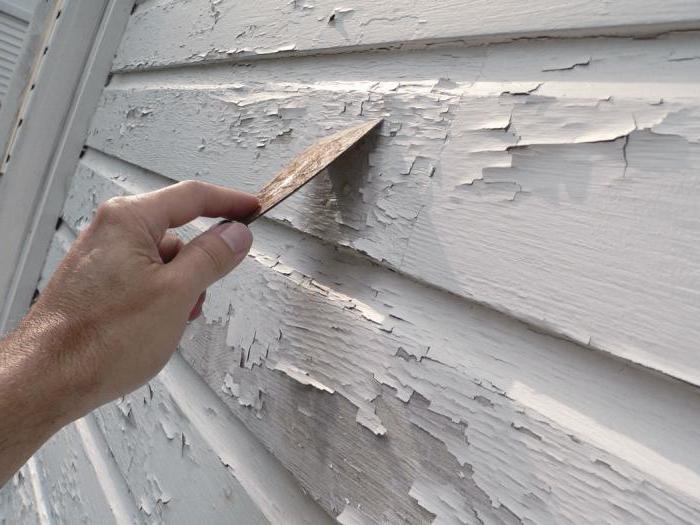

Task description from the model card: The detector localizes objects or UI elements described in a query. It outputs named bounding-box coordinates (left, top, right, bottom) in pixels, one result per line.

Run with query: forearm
left=0, top=311, right=81, bottom=486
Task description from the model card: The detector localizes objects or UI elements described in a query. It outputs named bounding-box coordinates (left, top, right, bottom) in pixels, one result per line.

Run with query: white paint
left=114, top=0, right=700, bottom=71
left=0, top=464, right=41, bottom=524
left=43, top=153, right=700, bottom=523
left=88, top=32, right=700, bottom=385
left=0, top=7, right=31, bottom=104
left=24, top=458, right=50, bottom=525
left=7, top=1, right=700, bottom=523
left=73, top=417, right=141, bottom=524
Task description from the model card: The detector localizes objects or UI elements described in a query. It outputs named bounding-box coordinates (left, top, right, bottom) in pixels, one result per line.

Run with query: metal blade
left=243, top=119, right=383, bottom=224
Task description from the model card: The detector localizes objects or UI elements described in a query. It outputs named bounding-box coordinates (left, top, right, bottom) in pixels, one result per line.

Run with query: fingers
left=168, top=221, right=253, bottom=294
left=134, top=181, right=259, bottom=239
left=188, top=291, right=206, bottom=321
left=158, top=233, right=184, bottom=263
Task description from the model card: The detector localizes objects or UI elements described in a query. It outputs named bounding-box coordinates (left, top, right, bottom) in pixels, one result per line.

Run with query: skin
left=0, top=180, right=259, bottom=487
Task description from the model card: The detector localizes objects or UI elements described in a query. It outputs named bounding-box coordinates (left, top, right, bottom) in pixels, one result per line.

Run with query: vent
left=0, top=1, right=34, bottom=105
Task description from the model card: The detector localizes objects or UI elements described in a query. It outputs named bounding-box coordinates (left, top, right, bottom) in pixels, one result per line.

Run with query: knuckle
left=95, top=195, right=133, bottom=222
left=178, top=179, right=206, bottom=194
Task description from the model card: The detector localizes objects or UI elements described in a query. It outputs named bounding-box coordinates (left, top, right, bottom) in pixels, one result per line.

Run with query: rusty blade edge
left=241, top=118, right=383, bottom=224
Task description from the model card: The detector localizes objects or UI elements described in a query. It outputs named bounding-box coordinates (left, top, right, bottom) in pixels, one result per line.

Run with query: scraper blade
left=243, top=119, right=383, bottom=224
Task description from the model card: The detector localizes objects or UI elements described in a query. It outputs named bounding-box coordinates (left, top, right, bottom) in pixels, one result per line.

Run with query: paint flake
left=274, top=361, right=335, bottom=393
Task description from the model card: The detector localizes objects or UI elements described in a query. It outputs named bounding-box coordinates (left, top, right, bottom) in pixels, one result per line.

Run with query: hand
left=0, top=180, right=258, bottom=484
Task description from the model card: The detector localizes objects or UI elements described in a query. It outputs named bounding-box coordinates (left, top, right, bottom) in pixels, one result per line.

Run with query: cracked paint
left=53, top=144, right=700, bottom=523
left=20, top=3, right=700, bottom=524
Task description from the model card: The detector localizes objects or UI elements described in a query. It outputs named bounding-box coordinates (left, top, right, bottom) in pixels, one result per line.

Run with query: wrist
left=0, top=311, right=86, bottom=485
left=1, top=310, right=92, bottom=433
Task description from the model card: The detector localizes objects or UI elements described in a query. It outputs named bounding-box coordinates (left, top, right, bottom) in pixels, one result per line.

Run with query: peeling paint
left=22, top=6, right=700, bottom=524
left=49, top=150, right=700, bottom=523
left=273, top=361, right=335, bottom=394
left=89, top=32, right=700, bottom=385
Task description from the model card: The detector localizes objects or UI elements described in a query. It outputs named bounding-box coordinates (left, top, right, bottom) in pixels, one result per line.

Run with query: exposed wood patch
left=246, top=119, right=382, bottom=223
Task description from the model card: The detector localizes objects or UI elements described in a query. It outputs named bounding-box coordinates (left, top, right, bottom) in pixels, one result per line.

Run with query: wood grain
left=87, top=33, right=700, bottom=385
left=43, top=155, right=700, bottom=524
left=246, top=119, right=382, bottom=223
left=115, top=0, right=700, bottom=71
left=10, top=1, right=700, bottom=523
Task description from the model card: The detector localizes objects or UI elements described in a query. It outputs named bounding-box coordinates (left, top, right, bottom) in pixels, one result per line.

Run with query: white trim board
left=0, top=0, right=135, bottom=333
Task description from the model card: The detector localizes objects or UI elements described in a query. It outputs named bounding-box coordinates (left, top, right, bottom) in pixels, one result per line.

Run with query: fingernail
left=217, top=222, right=253, bottom=254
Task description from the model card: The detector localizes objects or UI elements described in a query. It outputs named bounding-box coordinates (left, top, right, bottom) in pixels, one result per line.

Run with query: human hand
left=22, top=180, right=258, bottom=420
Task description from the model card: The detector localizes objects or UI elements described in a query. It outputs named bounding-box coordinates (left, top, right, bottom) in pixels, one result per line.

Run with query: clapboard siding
left=90, top=379, right=270, bottom=524
left=114, top=0, right=700, bottom=71
left=0, top=466, right=41, bottom=525
left=28, top=417, right=130, bottom=524
left=88, top=32, right=700, bottom=385
left=38, top=149, right=700, bottom=523
left=8, top=2, right=700, bottom=523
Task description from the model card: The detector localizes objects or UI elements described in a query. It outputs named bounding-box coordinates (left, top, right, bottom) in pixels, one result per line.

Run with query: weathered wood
left=88, top=33, right=700, bottom=385
left=91, top=380, right=272, bottom=524
left=115, top=0, right=700, bottom=71
left=9, top=1, right=700, bottom=522
left=0, top=466, right=40, bottom=525
left=51, top=152, right=700, bottom=523
left=29, top=418, right=129, bottom=524
left=247, top=119, right=382, bottom=223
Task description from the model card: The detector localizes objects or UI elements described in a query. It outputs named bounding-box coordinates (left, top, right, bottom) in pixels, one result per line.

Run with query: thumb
left=169, top=221, right=253, bottom=294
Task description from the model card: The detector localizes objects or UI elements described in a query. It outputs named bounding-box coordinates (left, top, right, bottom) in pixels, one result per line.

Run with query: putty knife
left=242, top=119, right=382, bottom=224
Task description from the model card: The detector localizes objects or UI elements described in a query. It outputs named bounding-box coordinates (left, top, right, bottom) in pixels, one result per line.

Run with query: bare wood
left=245, top=119, right=382, bottom=224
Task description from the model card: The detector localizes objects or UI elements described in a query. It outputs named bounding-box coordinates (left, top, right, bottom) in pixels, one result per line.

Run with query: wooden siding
left=6, top=1, right=700, bottom=523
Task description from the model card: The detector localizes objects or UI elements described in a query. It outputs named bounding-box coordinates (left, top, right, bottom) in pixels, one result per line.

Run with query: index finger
left=133, top=180, right=259, bottom=237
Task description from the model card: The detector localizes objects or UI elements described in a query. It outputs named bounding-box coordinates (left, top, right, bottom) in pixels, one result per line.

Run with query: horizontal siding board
left=0, top=469, right=40, bottom=525
left=87, top=33, right=700, bottom=385
left=52, top=151, right=700, bottom=523
left=90, top=381, right=271, bottom=524
left=30, top=420, right=125, bottom=524
left=116, top=0, right=700, bottom=71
